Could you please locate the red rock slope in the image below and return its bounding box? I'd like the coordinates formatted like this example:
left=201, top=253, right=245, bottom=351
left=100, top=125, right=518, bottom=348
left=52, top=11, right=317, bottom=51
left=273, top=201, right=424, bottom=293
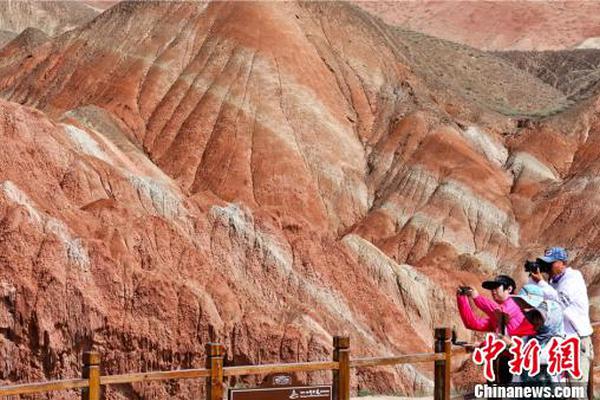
left=0, top=1, right=600, bottom=398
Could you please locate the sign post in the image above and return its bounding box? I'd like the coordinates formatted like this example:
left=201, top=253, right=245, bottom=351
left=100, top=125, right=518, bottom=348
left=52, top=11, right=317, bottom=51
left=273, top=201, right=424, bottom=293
left=229, top=374, right=332, bottom=400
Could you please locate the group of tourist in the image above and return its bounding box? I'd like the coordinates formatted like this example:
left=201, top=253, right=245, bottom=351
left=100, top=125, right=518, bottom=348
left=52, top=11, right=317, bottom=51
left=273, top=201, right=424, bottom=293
left=457, top=247, right=593, bottom=385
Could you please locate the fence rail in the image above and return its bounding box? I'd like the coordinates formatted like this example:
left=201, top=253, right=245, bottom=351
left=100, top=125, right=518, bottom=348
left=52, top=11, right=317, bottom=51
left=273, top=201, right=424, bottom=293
left=0, top=325, right=597, bottom=400
left=101, top=368, right=212, bottom=385
left=223, top=361, right=341, bottom=377
left=0, top=378, right=88, bottom=397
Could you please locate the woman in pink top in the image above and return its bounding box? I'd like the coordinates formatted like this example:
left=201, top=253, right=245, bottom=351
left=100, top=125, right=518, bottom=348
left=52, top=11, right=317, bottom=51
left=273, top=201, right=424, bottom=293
left=457, top=275, right=534, bottom=335
left=457, top=275, right=536, bottom=383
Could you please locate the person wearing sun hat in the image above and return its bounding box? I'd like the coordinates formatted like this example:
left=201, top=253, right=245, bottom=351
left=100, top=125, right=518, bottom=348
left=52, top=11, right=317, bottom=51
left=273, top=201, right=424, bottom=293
left=457, top=275, right=532, bottom=335
left=529, top=246, right=593, bottom=383
left=508, top=284, right=565, bottom=385
left=457, top=275, right=537, bottom=383
left=512, top=284, right=564, bottom=345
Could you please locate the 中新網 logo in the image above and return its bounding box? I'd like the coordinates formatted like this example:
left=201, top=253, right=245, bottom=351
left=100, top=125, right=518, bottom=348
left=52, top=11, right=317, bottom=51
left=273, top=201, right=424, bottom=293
left=472, top=333, right=581, bottom=381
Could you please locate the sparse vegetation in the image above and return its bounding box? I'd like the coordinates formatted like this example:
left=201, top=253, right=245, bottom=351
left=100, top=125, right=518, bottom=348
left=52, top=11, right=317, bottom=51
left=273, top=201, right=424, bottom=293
left=385, top=25, right=571, bottom=118
left=496, top=49, right=600, bottom=103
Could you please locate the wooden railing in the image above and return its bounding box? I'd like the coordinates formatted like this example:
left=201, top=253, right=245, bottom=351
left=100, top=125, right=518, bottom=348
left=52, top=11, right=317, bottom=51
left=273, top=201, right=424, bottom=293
left=0, top=325, right=597, bottom=400
left=0, top=328, right=461, bottom=400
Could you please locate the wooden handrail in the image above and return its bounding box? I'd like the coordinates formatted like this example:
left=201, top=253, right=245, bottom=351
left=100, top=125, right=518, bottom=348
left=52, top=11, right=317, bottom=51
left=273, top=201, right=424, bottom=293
left=0, top=378, right=88, bottom=396
left=101, top=368, right=211, bottom=385
left=0, top=323, right=597, bottom=399
left=451, top=346, right=472, bottom=356
left=0, top=351, right=468, bottom=395
left=0, top=354, right=436, bottom=396
left=350, top=352, right=444, bottom=368
left=224, top=361, right=339, bottom=377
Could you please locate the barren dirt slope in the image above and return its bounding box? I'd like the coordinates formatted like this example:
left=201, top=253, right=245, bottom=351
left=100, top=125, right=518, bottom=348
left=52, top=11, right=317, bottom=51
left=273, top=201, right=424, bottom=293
left=0, top=0, right=100, bottom=47
left=356, top=1, right=600, bottom=51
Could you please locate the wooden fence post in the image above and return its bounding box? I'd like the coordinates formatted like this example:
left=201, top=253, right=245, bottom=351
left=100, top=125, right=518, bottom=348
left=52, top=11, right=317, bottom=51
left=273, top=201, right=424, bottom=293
left=333, top=336, right=350, bottom=400
left=82, top=351, right=101, bottom=400
left=434, top=328, right=451, bottom=400
left=206, top=343, right=224, bottom=400
left=493, top=312, right=508, bottom=384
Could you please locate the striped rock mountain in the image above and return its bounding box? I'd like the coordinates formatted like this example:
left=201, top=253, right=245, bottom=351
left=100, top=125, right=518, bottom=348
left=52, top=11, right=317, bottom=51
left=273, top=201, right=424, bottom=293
left=0, top=1, right=600, bottom=398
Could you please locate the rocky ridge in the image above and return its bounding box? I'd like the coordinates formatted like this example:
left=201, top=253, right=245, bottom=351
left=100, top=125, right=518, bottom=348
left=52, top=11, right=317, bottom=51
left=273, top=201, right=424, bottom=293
left=0, top=0, right=100, bottom=48
left=356, top=1, right=600, bottom=51
left=497, top=49, right=600, bottom=103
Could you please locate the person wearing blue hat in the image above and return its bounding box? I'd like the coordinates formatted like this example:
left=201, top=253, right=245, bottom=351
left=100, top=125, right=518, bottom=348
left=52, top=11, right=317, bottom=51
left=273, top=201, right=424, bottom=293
left=529, top=246, right=593, bottom=383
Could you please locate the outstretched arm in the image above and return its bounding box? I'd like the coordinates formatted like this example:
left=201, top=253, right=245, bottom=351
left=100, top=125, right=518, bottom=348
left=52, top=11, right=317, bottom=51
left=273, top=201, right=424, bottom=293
left=472, top=294, right=500, bottom=317
left=457, top=295, right=494, bottom=332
